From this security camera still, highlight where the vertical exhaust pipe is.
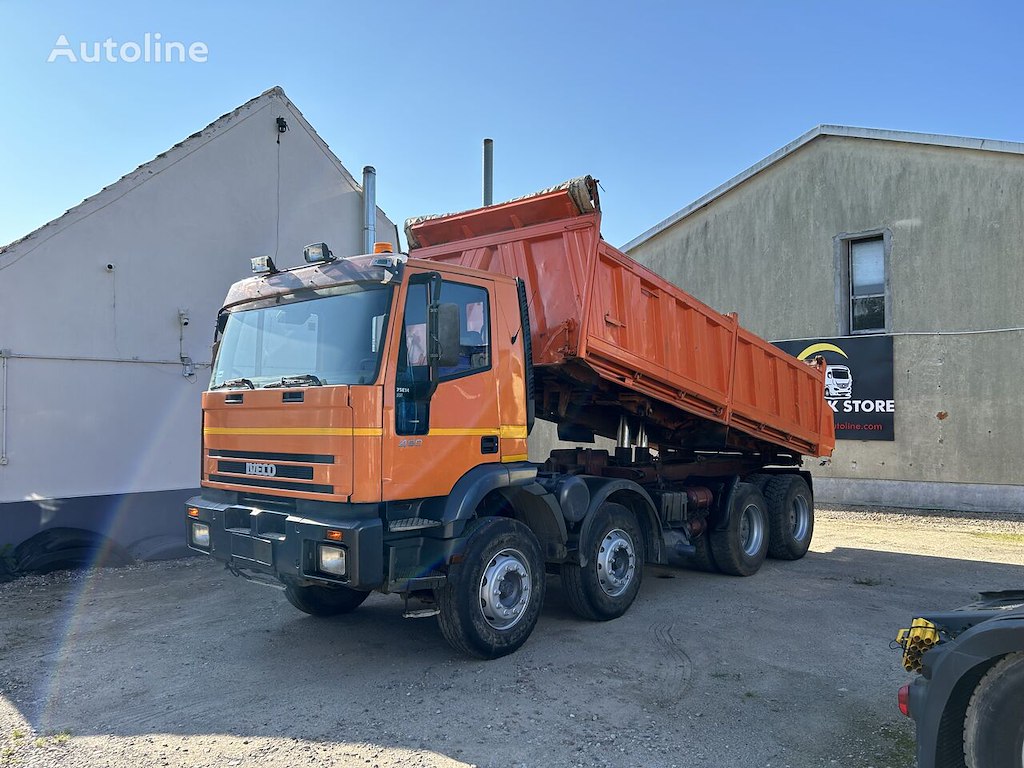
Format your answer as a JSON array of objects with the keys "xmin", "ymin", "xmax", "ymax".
[
  {"xmin": 634, "ymin": 420, "xmax": 651, "ymax": 463},
  {"xmin": 615, "ymin": 414, "xmax": 634, "ymax": 464},
  {"xmin": 616, "ymin": 415, "xmax": 633, "ymax": 448},
  {"xmin": 483, "ymin": 138, "xmax": 493, "ymax": 206},
  {"xmin": 362, "ymin": 165, "xmax": 376, "ymax": 254}
]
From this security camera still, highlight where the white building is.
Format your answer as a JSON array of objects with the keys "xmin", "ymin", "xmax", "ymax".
[{"xmin": 0, "ymin": 87, "xmax": 395, "ymax": 570}]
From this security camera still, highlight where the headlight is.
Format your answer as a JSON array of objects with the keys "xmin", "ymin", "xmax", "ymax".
[
  {"xmin": 318, "ymin": 545, "xmax": 347, "ymax": 576},
  {"xmin": 191, "ymin": 522, "xmax": 210, "ymax": 548}
]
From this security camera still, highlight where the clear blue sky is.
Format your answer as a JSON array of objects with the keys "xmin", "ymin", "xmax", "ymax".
[{"xmin": 2, "ymin": 1, "xmax": 1023, "ymax": 250}]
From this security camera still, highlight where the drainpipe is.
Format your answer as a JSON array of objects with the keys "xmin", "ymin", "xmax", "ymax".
[
  {"xmin": 362, "ymin": 165, "xmax": 376, "ymax": 254},
  {"xmin": 1, "ymin": 349, "xmax": 8, "ymax": 466},
  {"xmin": 483, "ymin": 138, "xmax": 493, "ymax": 206}
]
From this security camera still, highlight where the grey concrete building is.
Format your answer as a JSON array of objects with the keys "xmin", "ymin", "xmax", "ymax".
[{"xmin": 623, "ymin": 126, "xmax": 1024, "ymax": 513}]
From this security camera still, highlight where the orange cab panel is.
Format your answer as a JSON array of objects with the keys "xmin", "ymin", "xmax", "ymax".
[
  {"xmin": 381, "ymin": 268, "xmax": 503, "ymax": 502},
  {"xmin": 202, "ymin": 386, "xmax": 355, "ymax": 502}
]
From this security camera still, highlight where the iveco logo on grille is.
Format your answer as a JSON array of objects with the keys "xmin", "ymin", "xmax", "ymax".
[{"xmin": 245, "ymin": 462, "xmax": 278, "ymax": 477}]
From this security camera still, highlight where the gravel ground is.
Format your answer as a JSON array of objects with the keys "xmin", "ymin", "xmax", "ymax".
[{"xmin": 1, "ymin": 506, "xmax": 1022, "ymax": 768}]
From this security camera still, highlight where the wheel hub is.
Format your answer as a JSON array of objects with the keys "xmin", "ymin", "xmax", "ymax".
[
  {"xmin": 479, "ymin": 548, "xmax": 531, "ymax": 630},
  {"xmin": 740, "ymin": 504, "xmax": 765, "ymax": 556},
  {"xmin": 790, "ymin": 495, "xmax": 811, "ymax": 542},
  {"xmin": 597, "ymin": 528, "xmax": 636, "ymax": 598}
]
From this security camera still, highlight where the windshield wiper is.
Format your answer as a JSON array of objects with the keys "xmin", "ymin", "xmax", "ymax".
[
  {"xmin": 210, "ymin": 377, "xmax": 255, "ymax": 390},
  {"xmin": 264, "ymin": 374, "xmax": 324, "ymax": 388}
]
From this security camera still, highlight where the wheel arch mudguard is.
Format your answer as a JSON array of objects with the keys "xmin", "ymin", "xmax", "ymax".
[
  {"xmin": 707, "ymin": 475, "xmax": 740, "ymax": 533},
  {"xmin": 912, "ymin": 619, "xmax": 1024, "ymax": 768},
  {"xmin": 496, "ymin": 484, "xmax": 568, "ymax": 563},
  {"xmin": 440, "ymin": 462, "xmax": 538, "ymax": 535},
  {"xmin": 576, "ymin": 478, "xmax": 662, "ymax": 566}
]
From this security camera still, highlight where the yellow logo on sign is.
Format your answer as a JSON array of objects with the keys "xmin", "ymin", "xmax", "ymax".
[{"xmin": 795, "ymin": 342, "xmax": 848, "ymax": 361}]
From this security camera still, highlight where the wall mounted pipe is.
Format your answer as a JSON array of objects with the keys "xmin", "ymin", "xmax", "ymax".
[{"xmin": 362, "ymin": 165, "xmax": 376, "ymax": 254}]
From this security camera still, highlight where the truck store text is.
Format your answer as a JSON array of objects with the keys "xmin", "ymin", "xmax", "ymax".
[{"xmin": 826, "ymin": 399, "xmax": 895, "ymax": 414}]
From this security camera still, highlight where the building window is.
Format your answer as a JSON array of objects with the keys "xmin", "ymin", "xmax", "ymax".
[
  {"xmin": 835, "ymin": 230, "xmax": 889, "ymax": 335},
  {"xmin": 849, "ymin": 237, "xmax": 885, "ymax": 333}
]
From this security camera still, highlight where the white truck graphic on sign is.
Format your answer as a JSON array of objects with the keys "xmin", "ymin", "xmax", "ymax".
[{"xmin": 825, "ymin": 364, "xmax": 853, "ymax": 399}]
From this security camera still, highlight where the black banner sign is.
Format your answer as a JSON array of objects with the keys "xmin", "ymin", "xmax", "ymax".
[{"xmin": 773, "ymin": 336, "xmax": 895, "ymax": 441}]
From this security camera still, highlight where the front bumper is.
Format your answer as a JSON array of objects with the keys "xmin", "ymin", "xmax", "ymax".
[{"xmin": 186, "ymin": 494, "xmax": 384, "ymax": 589}]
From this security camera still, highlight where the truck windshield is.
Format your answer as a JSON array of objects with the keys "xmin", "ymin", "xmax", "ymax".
[{"xmin": 211, "ymin": 284, "xmax": 393, "ymax": 388}]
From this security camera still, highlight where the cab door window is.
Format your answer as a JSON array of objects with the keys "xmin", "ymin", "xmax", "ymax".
[
  {"xmin": 396, "ymin": 282, "xmax": 430, "ymax": 435},
  {"xmin": 394, "ymin": 279, "xmax": 490, "ymax": 435},
  {"xmin": 438, "ymin": 281, "xmax": 490, "ymax": 380}
]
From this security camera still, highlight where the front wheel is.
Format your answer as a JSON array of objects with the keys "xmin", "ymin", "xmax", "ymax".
[
  {"xmin": 964, "ymin": 652, "xmax": 1024, "ymax": 768},
  {"xmin": 562, "ymin": 502, "xmax": 645, "ymax": 621},
  {"xmin": 436, "ymin": 517, "xmax": 545, "ymax": 659},
  {"xmin": 284, "ymin": 584, "xmax": 371, "ymax": 616},
  {"xmin": 709, "ymin": 483, "xmax": 769, "ymax": 576}
]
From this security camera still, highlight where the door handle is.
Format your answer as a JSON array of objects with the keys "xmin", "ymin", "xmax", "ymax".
[{"xmin": 481, "ymin": 436, "xmax": 499, "ymax": 454}]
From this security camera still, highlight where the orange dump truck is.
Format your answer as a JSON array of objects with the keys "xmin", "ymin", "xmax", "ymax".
[{"xmin": 187, "ymin": 176, "xmax": 834, "ymax": 658}]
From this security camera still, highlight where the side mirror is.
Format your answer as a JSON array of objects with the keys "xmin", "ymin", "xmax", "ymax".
[{"xmin": 435, "ymin": 303, "xmax": 461, "ymax": 367}]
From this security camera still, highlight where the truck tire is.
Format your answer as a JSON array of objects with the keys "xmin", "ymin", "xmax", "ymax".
[
  {"xmin": 561, "ymin": 502, "xmax": 644, "ymax": 620},
  {"xmin": 747, "ymin": 473, "xmax": 771, "ymax": 492},
  {"xmin": 436, "ymin": 517, "xmax": 545, "ymax": 659},
  {"xmin": 284, "ymin": 584, "xmax": 371, "ymax": 616},
  {"xmin": 964, "ymin": 652, "xmax": 1024, "ymax": 768},
  {"xmin": 14, "ymin": 528, "xmax": 132, "ymax": 574},
  {"xmin": 763, "ymin": 475, "xmax": 815, "ymax": 560},
  {"xmin": 709, "ymin": 483, "xmax": 769, "ymax": 576},
  {"xmin": 684, "ymin": 532, "xmax": 719, "ymax": 573}
]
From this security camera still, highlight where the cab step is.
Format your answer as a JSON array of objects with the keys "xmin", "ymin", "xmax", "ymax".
[
  {"xmin": 403, "ymin": 607, "xmax": 441, "ymax": 619},
  {"xmin": 389, "ymin": 517, "xmax": 443, "ymax": 532}
]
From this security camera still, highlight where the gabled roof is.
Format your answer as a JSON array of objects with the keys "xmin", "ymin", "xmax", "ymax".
[
  {"xmin": 0, "ymin": 86, "xmax": 374, "ymax": 267},
  {"xmin": 622, "ymin": 125, "xmax": 1024, "ymax": 252}
]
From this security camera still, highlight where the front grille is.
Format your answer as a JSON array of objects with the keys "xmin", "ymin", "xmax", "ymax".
[
  {"xmin": 209, "ymin": 474, "xmax": 333, "ymax": 494},
  {"xmin": 208, "ymin": 448, "xmax": 334, "ymax": 464},
  {"xmin": 216, "ymin": 460, "xmax": 314, "ymax": 480},
  {"xmin": 207, "ymin": 448, "xmax": 333, "ymax": 495}
]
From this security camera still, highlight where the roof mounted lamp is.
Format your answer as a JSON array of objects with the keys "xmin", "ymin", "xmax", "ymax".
[
  {"xmin": 303, "ymin": 242, "xmax": 335, "ymax": 264},
  {"xmin": 251, "ymin": 255, "xmax": 278, "ymax": 274}
]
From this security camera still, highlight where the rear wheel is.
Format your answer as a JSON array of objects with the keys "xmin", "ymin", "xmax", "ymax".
[
  {"xmin": 709, "ymin": 483, "xmax": 769, "ymax": 576},
  {"xmin": 436, "ymin": 517, "xmax": 545, "ymax": 659},
  {"xmin": 764, "ymin": 475, "xmax": 815, "ymax": 560},
  {"xmin": 964, "ymin": 653, "xmax": 1024, "ymax": 768},
  {"xmin": 747, "ymin": 473, "xmax": 771, "ymax": 493},
  {"xmin": 562, "ymin": 502, "xmax": 644, "ymax": 620},
  {"xmin": 683, "ymin": 531, "xmax": 719, "ymax": 573},
  {"xmin": 284, "ymin": 584, "xmax": 371, "ymax": 616}
]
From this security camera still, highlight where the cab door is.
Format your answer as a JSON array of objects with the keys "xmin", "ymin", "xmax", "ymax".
[{"xmin": 382, "ymin": 273, "xmax": 500, "ymax": 502}]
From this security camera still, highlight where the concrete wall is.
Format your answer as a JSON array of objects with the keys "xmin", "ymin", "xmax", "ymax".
[
  {"xmin": 0, "ymin": 90, "xmax": 395, "ymax": 554},
  {"xmin": 627, "ymin": 136, "xmax": 1024, "ymax": 511}
]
